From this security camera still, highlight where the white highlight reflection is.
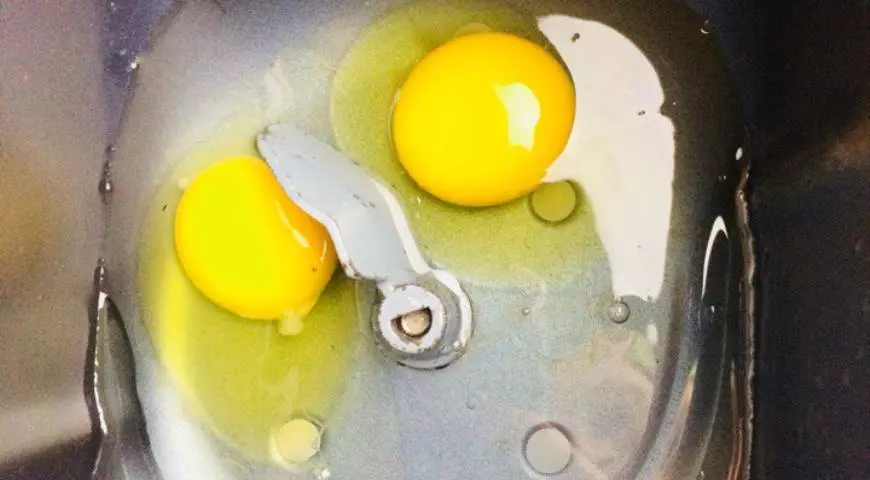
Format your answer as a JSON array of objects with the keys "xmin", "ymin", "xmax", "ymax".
[
  {"xmin": 702, "ymin": 215, "xmax": 729, "ymax": 296},
  {"xmin": 539, "ymin": 15, "xmax": 676, "ymax": 301},
  {"xmin": 495, "ymin": 83, "xmax": 541, "ymax": 151}
]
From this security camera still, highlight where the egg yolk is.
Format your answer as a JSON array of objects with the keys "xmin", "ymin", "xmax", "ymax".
[
  {"xmin": 392, "ymin": 32, "xmax": 575, "ymax": 207},
  {"xmin": 174, "ymin": 156, "xmax": 336, "ymax": 321}
]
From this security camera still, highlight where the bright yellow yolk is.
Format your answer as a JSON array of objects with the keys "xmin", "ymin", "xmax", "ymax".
[
  {"xmin": 392, "ymin": 32, "xmax": 575, "ymax": 207},
  {"xmin": 174, "ymin": 156, "xmax": 337, "ymax": 321}
]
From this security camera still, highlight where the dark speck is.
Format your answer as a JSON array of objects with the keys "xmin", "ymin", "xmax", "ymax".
[
  {"xmin": 211, "ymin": 0, "xmax": 228, "ymax": 14},
  {"xmin": 161, "ymin": 204, "xmax": 167, "ymax": 211},
  {"xmin": 311, "ymin": 267, "xmax": 318, "ymax": 272},
  {"xmin": 571, "ymin": 33, "xmax": 580, "ymax": 43},
  {"xmin": 638, "ymin": 110, "xmax": 646, "ymax": 116}
]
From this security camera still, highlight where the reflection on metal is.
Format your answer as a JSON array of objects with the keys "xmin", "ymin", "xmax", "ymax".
[
  {"xmin": 703, "ymin": 216, "xmax": 729, "ymax": 296},
  {"xmin": 257, "ymin": 125, "xmax": 473, "ymax": 369},
  {"xmin": 734, "ymin": 159, "xmax": 756, "ymax": 480},
  {"xmin": 86, "ymin": 262, "xmax": 163, "ymax": 480}
]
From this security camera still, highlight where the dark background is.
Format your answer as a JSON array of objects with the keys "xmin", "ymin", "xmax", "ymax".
[{"xmin": 747, "ymin": 1, "xmax": 870, "ymax": 479}]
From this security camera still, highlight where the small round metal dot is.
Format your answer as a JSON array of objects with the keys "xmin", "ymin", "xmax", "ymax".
[{"xmin": 397, "ymin": 309, "xmax": 432, "ymax": 338}]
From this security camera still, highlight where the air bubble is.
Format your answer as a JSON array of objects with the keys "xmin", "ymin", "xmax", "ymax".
[
  {"xmin": 606, "ymin": 299, "xmax": 630, "ymax": 323},
  {"xmin": 271, "ymin": 418, "xmax": 321, "ymax": 464},
  {"xmin": 530, "ymin": 181, "xmax": 577, "ymax": 224}
]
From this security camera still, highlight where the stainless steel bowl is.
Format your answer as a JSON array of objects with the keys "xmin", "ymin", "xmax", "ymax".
[{"xmin": 2, "ymin": 0, "xmax": 866, "ymax": 479}]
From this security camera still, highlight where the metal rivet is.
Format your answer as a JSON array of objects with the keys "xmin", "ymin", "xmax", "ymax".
[{"xmin": 395, "ymin": 308, "xmax": 432, "ymax": 338}]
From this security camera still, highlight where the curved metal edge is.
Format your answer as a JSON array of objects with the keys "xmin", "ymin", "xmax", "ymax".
[
  {"xmin": 732, "ymin": 151, "xmax": 756, "ymax": 480},
  {"xmin": 89, "ymin": 0, "xmax": 183, "ymax": 477},
  {"xmin": 85, "ymin": 262, "xmax": 165, "ymax": 480}
]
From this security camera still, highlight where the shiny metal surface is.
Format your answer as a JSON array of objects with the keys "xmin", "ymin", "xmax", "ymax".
[
  {"xmin": 0, "ymin": 0, "xmax": 763, "ymax": 478},
  {"xmin": 88, "ymin": 265, "xmax": 162, "ymax": 480},
  {"xmin": 2, "ymin": 0, "xmax": 865, "ymax": 478},
  {"xmin": 0, "ymin": 0, "xmax": 105, "ymax": 472},
  {"xmin": 100, "ymin": 0, "xmax": 746, "ymax": 478}
]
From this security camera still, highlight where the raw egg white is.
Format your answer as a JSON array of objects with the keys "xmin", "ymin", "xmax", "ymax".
[
  {"xmin": 139, "ymin": 113, "xmax": 360, "ymax": 465},
  {"xmin": 332, "ymin": 0, "xmax": 604, "ymax": 283}
]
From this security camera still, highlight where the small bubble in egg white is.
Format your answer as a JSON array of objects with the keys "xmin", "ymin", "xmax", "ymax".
[
  {"xmin": 271, "ymin": 418, "xmax": 322, "ymax": 464},
  {"xmin": 530, "ymin": 181, "xmax": 577, "ymax": 224},
  {"xmin": 606, "ymin": 299, "xmax": 630, "ymax": 323}
]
